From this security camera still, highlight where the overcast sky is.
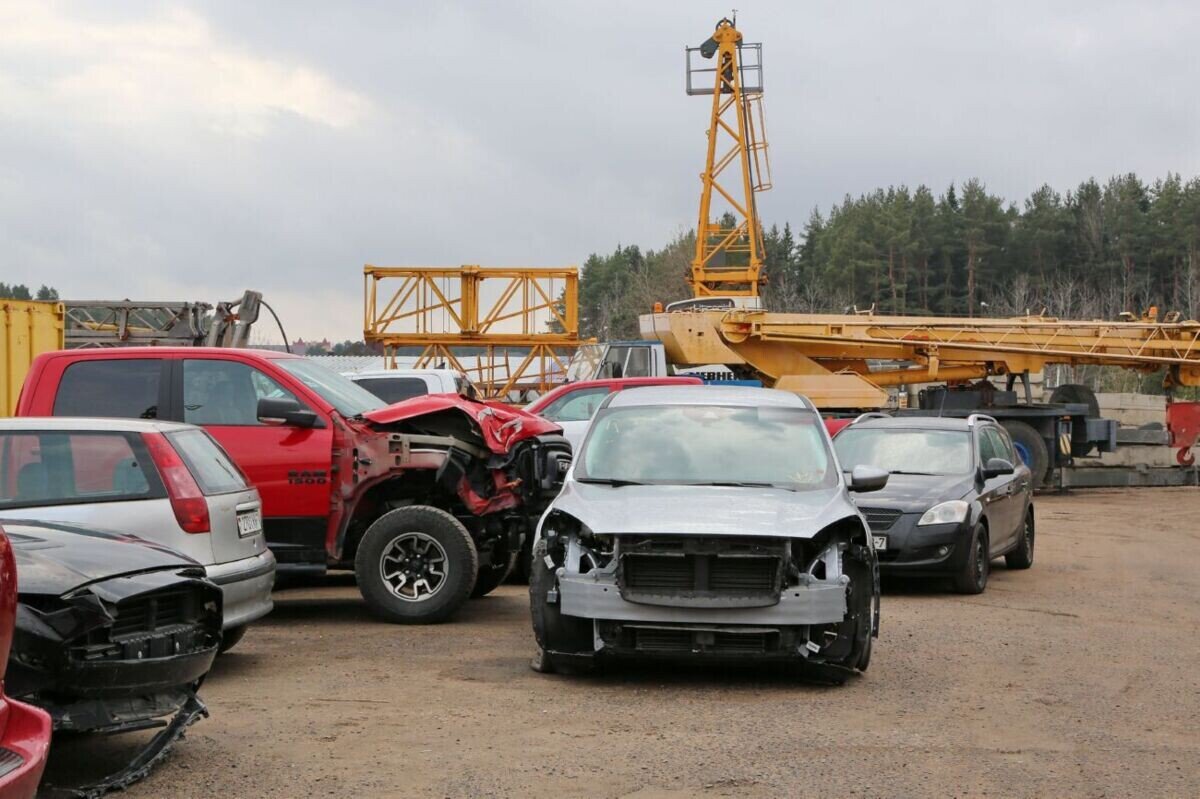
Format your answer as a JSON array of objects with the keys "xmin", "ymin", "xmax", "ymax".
[{"xmin": 2, "ymin": 1, "xmax": 1197, "ymax": 342}]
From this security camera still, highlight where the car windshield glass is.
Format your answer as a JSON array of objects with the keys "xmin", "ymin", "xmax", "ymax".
[
  {"xmin": 578, "ymin": 404, "xmax": 835, "ymax": 490},
  {"xmin": 834, "ymin": 428, "xmax": 972, "ymax": 475},
  {"xmin": 565, "ymin": 344, "xmax": 607, "ymax": 382},
  {"xmin": 275, "ymin": 360, "xmax": 386, "ymax": 417}
]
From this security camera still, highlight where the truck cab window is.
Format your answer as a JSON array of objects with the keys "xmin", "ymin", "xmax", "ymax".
[
  {"xmin": 53, "ymin": 359, "xmax": 162, "ymax": 419},
  {"xmin": 183, "ymin": 360, "xmax": 298, "ymax": 426}
]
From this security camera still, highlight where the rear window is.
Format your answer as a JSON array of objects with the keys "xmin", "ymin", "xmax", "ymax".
[
  {"xmin": 354, "ymin": 377, "xmax": 430, "ymax": 404},
  {"xmin": 53, "ymin": 359, "xmax": 162, "ymax": 419},
  {"xmin": 166, "ymin": 429, "xmax": 248, "ymax": 495},
  {"xmin": 0, "ymin": 431, "xmax": 163, "ymax": 509}
]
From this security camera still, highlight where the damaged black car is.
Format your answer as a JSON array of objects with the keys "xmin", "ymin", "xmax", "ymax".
[{"xmin": 3, "ymin": 519, "xmax": 221, "ymax": 790}]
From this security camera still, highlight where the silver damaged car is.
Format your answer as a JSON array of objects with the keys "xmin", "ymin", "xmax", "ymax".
[{"xmin": 529, "ymin": 385, "xmax": 888, "ymax": 682}]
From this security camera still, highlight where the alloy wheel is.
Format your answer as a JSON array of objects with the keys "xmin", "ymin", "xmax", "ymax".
[{"xmin": 379, "ymin": 532, "xmax": 449, "ymax": 602}]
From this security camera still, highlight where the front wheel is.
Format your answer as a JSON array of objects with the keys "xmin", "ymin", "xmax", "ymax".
[
  {"xmin": 953, "ymin": 525, "xmax": 989, "ymax": 595},
  {"xmin": 355, "ymin": 507, "xmax": 478, "ymax": 624},
  {"xmin": 1006, "ymin": 510, "xmax": 1035, "ymax": 570},
  {"xmin": 217, "ymin": 624, "xmax": 248, "ymax": 654},
  {"xmin": 472, "ymin": 551, "xmax": 517, "ymax": 598}
]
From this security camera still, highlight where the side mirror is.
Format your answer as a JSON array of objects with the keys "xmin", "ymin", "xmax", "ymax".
[
  {"xmin": 848, "ymin": 465, "xmax": 889, "ymax": 493},
  {"xmin": 257, "ymin": 397, "xmax": 318, "ymax": 428},
  {"xmin": 982, "ymin": 458, "xmax": 1015, "ymax": 479}
]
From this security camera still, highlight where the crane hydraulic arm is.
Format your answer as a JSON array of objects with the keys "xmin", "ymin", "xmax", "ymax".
[{"xmin": 642, "ymin": 308, "xmax": 1200, "ymax": 409}]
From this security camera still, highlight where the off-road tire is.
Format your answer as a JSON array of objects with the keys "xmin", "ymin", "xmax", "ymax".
[
  {"xmin": 355, "ymin": 506, "xmax": 478, "ymax": 624},
  {"xmin": 529, "ymin": 539, "xmax": 594, "ymax": 675},
  {"xmin": 1006, "ymin": 509, "xmax": 1035, "ymax": 570},
  {"xmin": 953, "ymin": 525, "xmax": 989, "ymax": 595},
  {"xmin": 217, "ymin": 624, "xmax": 248, "ymax": 654},
  {"xmin": 1002, "ymin": 420, "xmax": 1050, "ymax": 489},
  {"xmin": 1049, "ymin": 383, "xmax": 1100, "ymax": 419},
  {"xmin": 472, "ymin": 551, "xmax": 517, "ymax": 598}
]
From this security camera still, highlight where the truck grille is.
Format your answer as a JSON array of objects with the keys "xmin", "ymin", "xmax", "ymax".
[{"xmin": 858, "ymin": 507, "xmax": 902, "ymax": 532}]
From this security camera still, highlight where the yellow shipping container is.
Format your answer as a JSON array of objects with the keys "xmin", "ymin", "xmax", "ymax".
[{"xmin": 1, "ymin": 300, "xmax": 65, "ymax": 416}]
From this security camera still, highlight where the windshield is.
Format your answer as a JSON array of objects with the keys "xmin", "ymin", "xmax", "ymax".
[
  {"xmin": 276, "ymin": 359, "xmax": 387, "ymax": 417},
  {"xmin": 565, "ymin": 344, "xmax": 607, "ymax": 382},
  {"xmin": 834, "ymin": 428, "xmax": 972, "ymax": 476},
  {"xmin": 577, "ymin": 404, "xmax": 836, "ymax": 490}
]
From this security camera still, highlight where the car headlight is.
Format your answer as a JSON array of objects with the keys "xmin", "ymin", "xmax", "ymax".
[{"xmin": 918, "ymin": 500, "xmax": 969, "ymax": 526}]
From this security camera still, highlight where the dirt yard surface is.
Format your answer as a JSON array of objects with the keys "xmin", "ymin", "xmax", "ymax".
[{"xmin": 41, "ymin": 488, "xmax": 1200, "ymax": 798}]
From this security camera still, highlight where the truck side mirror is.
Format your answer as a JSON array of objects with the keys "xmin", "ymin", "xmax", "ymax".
[
  {"xmin": 982, "ymin": 458, "xmax": 1015, "ymax": 479},
  {"xmin": 848, "ymin": 465, "xmax": 889, "ymax": 493},
  {"xmin": 257, "ymin": 397, "xmax": 318, "ymax": 428}
]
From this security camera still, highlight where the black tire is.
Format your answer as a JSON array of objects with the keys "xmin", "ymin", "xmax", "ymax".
[
  {"xmin": 354, "ymin": 506, "xmax": 478, "ymax": 624},
  {"xmin": 1002, "ymin": 420, "xmax": 1050, "ymax": 489},
  {"xmin": 217, "ymin": 624, "xmax": 248, "ymax": 654},
  {"xmin": 1006, "ymin": 508, "xmax": 1035, "ymax": 570},
  {"xmin": 953, "ymin": 525, "xmax": 989, "ymax": 594},
  {"xmin": 472, "ymin": 551, "xmax": 517, "ymax": 598},
  {"xmin": 1049, "ymin": 383, "xmax": 1100, "ymax": 419},
  {"xmin": 529, "ymin": 539, "xmax": 594, "ymax": 674}
]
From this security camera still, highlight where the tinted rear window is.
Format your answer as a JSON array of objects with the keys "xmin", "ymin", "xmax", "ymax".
[
  {"xmin": 0, "ymin": 431, "xmax": 163, "ymax": 509},
  {"xmin": 167, "ymin": 429, "xmax": 248, "ymax": 495},
  {"xmin": 54, "ymin": 360, "xmax": 162, "ymax": 419},
  {"xmin": 355, "ymin": 377, "xmax": 430, "ymax": 404}
]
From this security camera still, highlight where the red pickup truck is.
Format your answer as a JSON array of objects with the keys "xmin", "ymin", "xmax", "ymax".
[{"xmin": 17, "ymin": 348, "xmax": 571, "ymax": 624}]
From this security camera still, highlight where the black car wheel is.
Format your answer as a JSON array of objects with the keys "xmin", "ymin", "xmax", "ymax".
[
  {"xmin": 1006, "ymin": 509, "xmax": 1035, "ymax": 570},
  {"xmin": 355, "ymin": 506, "xmax": 478, "ymax": 624},
  {"xmin": 953, "ymin": 525, "xmax": 989, "ymax": 594}
]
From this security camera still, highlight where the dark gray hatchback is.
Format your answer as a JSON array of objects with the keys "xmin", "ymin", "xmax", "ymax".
[{"xmin": 833, "ymin": 414, "xmax": 1035, "ymax": 594}]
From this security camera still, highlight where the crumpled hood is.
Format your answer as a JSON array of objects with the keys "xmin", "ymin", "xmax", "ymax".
[
  {"xmin": 851, "ymin": 473, "xmax": 974, "ymax": 513},
  {"xmin": 1, "ymin": 520, "xmax": 200, "ymax": 597},
  {"xmin": 549, "ymin": 481, "xmax": 862, "ymax": 538},
  {"xmin": 362, "ymin": 394, "xmax": 562, "ymax": 454}
]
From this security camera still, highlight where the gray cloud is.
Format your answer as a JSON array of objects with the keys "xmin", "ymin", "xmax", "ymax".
[{"xmin": 1, "ymin": 0, "xmax": 1197, "ymax": 341}]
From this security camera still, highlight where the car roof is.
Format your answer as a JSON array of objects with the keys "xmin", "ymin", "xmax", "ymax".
[
  {"xmin": 347, "ymin": 369, "xmax": 462, "ymax": 379},
  {"xmin": 846, "ymin": 415, "xmax": 977, "ymax": 431},
  {"xmin": 606, "ymin": 385, "xmax": 813, "ymax": 409},
  {"xmin": 36, "ymin": 346, "xmax": 300, "ymax": 360},
  {"xmin": 525, "ymin": 376, "xmax": 702, "ymax": 412},
  {"xmin": 0, "ymin": 417, "xmax": 197, "ymax": 434}
]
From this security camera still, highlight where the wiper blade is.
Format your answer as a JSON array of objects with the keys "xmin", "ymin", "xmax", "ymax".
[
  {"xmin": 696, "ymin": 481, "xmax": 793, "ymax": 490},
  {"xmin": 889, "ymin": 470, "xmax": 939, "ymax": 476},
  {"xmin": 576, "ymin": 477, "xmax": 646, "ymax": 487}
]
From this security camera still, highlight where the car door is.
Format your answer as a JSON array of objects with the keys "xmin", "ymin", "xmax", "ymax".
[
  {"xmin": 175, "ymin": 356, "xmax": 334, "ymax": 565},
  {"xmin": 993, "ymin": 425, "xmax": 1031, "ymax": 539},
  {"xmin": 980, "ymin": 425, "xmax": 1020, "ymax": 551}
]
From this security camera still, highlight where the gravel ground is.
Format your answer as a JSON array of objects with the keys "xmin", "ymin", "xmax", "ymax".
[{"xmin": 40, "ymin": 488, "xmax": 1200, "ymax": 798}]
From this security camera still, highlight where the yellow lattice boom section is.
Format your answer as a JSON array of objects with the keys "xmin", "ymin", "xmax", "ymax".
[{"xmin": 363, "ymin": 266, "xmax": 586, "ymax": 400}]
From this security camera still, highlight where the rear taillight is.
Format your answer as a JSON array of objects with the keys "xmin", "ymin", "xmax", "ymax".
[{"xmin": 142, "ymin": 432, "xmax": 210, "ymax": 534}]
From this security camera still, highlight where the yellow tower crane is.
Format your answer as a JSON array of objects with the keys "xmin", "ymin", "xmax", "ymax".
[{"xmin": 686, "ymin": 17, "xmax": 771, "ymax": 299}]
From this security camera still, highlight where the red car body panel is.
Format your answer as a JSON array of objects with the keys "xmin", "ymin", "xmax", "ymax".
[
  {"xmin": 18, "ymin": 348, "xmax": 564, "ymax": 565},
  {"xmin": 364, "ymin": 395, "xmax": 562, "ymax": 454},
  {"xmin": 525, "ymin": 376, "xmax": 704, "ymax": 416},
  {"xmin": 824, "ymin": 418, "xmax": 854, "ymax": 437},
  {"xmin": 0, "ymin": 527, "xmax": 52, "ymax": 799}
]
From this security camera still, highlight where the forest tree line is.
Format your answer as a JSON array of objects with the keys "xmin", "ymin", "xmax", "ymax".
[{"xmin": 576, "ymin": 173, "xmax": 1200, "ymax": 343}]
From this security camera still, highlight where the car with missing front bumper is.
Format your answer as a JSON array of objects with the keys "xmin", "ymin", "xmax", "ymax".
[
  {"xmin": 529, "ymin": 385, "xmax": 888, "ymax": 682},
  {"xmin": 832, "ymin": 414, "xmax": 1035, "ymax": 594},
  {"xmin": 4, "ymin": 519, "xmax": 220, "ymax": 734}
]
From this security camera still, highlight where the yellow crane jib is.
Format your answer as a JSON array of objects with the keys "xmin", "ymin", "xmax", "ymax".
[
  {"xmin": 686, "ymin": 18, "xmax": 771, "ymax": 299},
  {"xmin": 643, "ymin": 307, "xmax": 1200, "ymax": 409}
]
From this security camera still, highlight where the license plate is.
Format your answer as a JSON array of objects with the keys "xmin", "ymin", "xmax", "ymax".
[
  {"xmin": 237, "ymin": 509, "xmax": 262, "ymax": 538},
  {"xmin": 872, "ymin": 535, "xmax": 887, "ymax": 550}
]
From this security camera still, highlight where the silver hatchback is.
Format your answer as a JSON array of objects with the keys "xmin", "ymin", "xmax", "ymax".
[{"xmin": 0, "ymin": 417, "xmax": 274, "ymax": 651}]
